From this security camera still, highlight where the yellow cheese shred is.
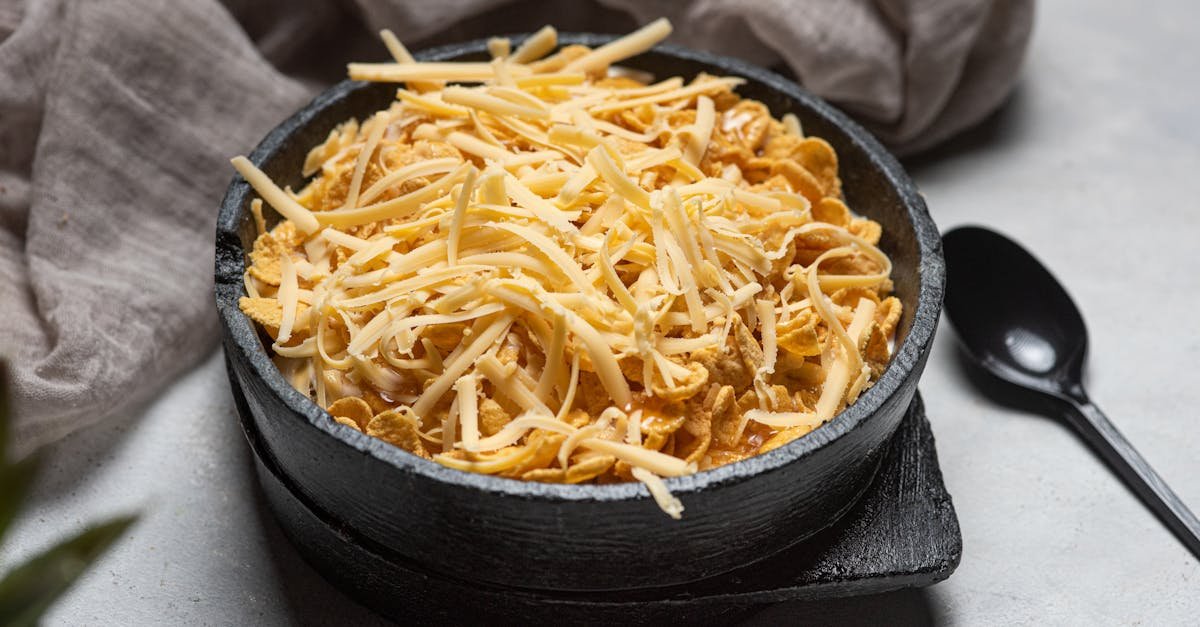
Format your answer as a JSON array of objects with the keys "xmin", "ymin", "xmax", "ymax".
[
  {"xmin": 231, "ymin": 157, "xmax": 319, "ymax": 234},
  {"xmin": 510, "ymin": 25, "xmax": 558, "ymax": 64},
  {"xmin": 275, "ymin": 253, "xmax": 299, "ymax": 342},
  {"xmin": 632, "ymin": 467, "xmax": 684, "ymax": 520},
  {"xmin": 563, "ymin": 18, "xmax": 673, "ymax": 74}
]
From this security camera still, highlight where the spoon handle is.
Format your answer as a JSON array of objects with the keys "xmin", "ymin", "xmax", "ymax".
[{"xmin": 1065, "ymin": 395, "xmax": 1200, "ymax": 560}]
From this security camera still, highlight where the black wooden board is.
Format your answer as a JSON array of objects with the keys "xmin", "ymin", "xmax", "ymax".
[{"xmin": 227, "ymin": 364, "xmax": 961, "ymax": 625}]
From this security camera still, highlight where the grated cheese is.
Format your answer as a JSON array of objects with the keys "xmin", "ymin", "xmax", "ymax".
[
  {"xmin": 447, "ymin": 166, "xmax": 479, "ymax": 265},
  {"xmin": 348, "ymin": 62, "xmax": 531, "ymax": 83},
  {"xmin": 276, "ymin": 253, "xmax": 299, "ymax": 342},
  {"xmin": 231, "ymin": 157, "xmax": 319, "ymax": 234},
  {"xmin": 632, "ymin": 467, "xmax": 684, "ymax": 520},
  {"xmin": 563, "ymin": 18, "xmax": 673, "ymax": 74},
  {"xmin": 233, "ymin": 18, "xmax": 900, "ymax": 520},
  {"xmin": 510, "ymin": 25, "xmax": 558, "ymax": 64}
]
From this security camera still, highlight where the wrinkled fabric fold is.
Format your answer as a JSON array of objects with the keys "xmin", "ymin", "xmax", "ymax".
[{"xmin": 0, "ymin": 0, "xmax": 1031, "ymax": 456}]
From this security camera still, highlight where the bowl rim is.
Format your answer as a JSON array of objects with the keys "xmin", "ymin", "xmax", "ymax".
[{"xmin": 214, "ymin": 32, "xmax": 945, "ymax": 504}]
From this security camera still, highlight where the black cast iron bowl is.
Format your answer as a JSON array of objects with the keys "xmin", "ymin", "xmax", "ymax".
[{"xmin": 214, "ymin": 33, "xmax": 945, "ymax": 593}]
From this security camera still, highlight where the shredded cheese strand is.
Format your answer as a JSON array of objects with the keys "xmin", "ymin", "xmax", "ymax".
[
  {"xmin": 563, "ymin": 18, "xmax": 673, "ymax": 74},
  {"xmin": 231, "ymin": 157, "xmax": 319, "ymax": 234}
]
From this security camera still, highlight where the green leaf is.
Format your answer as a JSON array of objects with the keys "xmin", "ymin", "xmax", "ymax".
[
  {"xmin": 0, "ymin": 455, "xmax": 39, "ymax": 547},
  {"xmin": 0, "ymin": 515, "xmax": 138, "ymax": 627},
  {"xmin": 0, "ymin": 359, "xmax": 9, "ymax": 462}
]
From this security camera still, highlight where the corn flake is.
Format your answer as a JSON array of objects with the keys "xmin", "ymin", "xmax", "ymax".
[
  {"xmin": 478, "ymin": 398, "xmax": 514, "ymax": 437},
  {"xmin": 503, "ymin": 430, "xmax": 566, "ymax": 477},
  {"xmin": 691, "ymin": 344, "xmax": 753, "ymax": 392},
  {"xmin": 565, "ymin": 454, "xmax": 616, "ymax": 483},
  {"xmin": 792, "ymin": 137, "xmax": 841, "ymax": 197},
  {"xmin": 777, "ymin": 311, "xmax": 821, "ymax": 357},
  {"xmin": 770, "ymin": 159, "xmax": 824, "ymax": 204},
  {"xmin": 876, "ymin": 297, "xmax": 903, "ymax": 338},
  {"xmin": 641, "ymin": 410, "xmax": 686, "ymax": 451},
  {"xmin": 248, "ymin": 221, "xmax": 305, "ymax": 286},
  {"xmin": 238, "ymin": 297, "xmax": 310, "ymax": 339},
  {"xmin": 650, "ymin": 361, "xmax": 709, "ymax": 401},
  {"xmin": 849, "ymin": 217, "xmax": 883, "ymax": 245},
  {"xmin": 333, "ymin": 416, "xmax": 361, "ymax": 431},
  {"xmin": 813, "ymin": 198, "xmax": 851, "ymax": 227},
  {"xmin": 759, "ymin": 423, "xmax": 817, "ymax": 454},
  {"xmin": 327, "ymin": 396, "xmax": 374, "ymax": 430},
  {"xmin": 521, "ymin": 468, "xmax": 566, "ymax": 483},
  {"xmin": 733, "ymin": 315, "xmax": 765, "ymax": 374},
  {"xmin": 864, "ymin": 324, "xmax": 891, "ymax": 379},
  {"xmin": 705, "ymin": 385, "xmax": 740, "ymax": 448},
  {"xmin": 366, "ymin": 408, "xmax": 431, "ymax": 459}
]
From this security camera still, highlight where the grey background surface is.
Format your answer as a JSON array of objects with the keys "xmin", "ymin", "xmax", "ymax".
[{"xmin": 3, "ymin": 0, "xmax": 1199, "ymax": 624}]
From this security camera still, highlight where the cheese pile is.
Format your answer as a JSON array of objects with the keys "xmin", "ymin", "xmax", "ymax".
[{"xmin": 232, "ymin": 18, "xmax": 902, "ymax": 519}]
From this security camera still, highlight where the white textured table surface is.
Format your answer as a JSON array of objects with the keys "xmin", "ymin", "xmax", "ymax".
[{"xmin": 4, "ymin": 1, "xmax": 1199, "ymax": 624}]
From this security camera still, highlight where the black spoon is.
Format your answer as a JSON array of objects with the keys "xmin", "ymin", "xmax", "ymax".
[{"xmin": 942, "ymin": 225, "xmax": 1200, "ymax": 561}]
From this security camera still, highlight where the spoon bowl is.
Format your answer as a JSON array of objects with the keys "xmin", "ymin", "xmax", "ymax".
[
  {"xmin": 942, "ymin": 226, "xmax": 1086, "ymax": 399},
  {"xmin": 942, "ymin": 225, "xmax": 1200, "ymax": 561}
]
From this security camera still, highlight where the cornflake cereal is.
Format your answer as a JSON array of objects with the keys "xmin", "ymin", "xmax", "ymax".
[{"xmin": 232, "ymin": 18, "xmax": 901, "ymax": 519}]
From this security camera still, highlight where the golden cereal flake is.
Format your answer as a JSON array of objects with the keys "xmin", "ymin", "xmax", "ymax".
[
  {"xmin": 327, "ymin": 396, "xmax": 374, "ymax": 430},
  {"xmin": 848, "ymin": 217, "xmax": 883, "ymax": 245},
  {"xmin": 830, "ymin": 287, "xmax": 882, "ymax": 309},
  {"xmin": 864, "ymin": 323, "xmax": 891, "ymax": 379},
  {"xmin": 763, "ymin": 134, "xmax": 802, "ymax": 161},
  {"xmin": 690, "ymin": 343, "xmax": 754, "ymax": 392},
  {"xmin": 333, "ymin": 416, "xmax": 361, "ymax": 431},
  {"xmin": 769, "ymin": 159, "xmax": 825, "ymax": 204},
  {"xmin": 732, "ymin": 315, "xmax": 766, "ymax": 374},
  {"xmin": 791, "ymin": 137, "xmax": 841, "ymax": 197},
  {"xmin": 876, "ymin": 297, "xmax": 903, "ymax": 338},
  {"xmin": 611, "ymin": 460, "xmax": 636, "ymax": 481},
  {"xmin": 650, "ymin": 361, "xmax": 709, "ymax": 401},
  {"xmin": 565, "ymin": 454, "xmax": 617, "ymax": 483},
  {"xmin": 478, "ymin": 397, "xmax": 514, "ymax": 437},
  {"xmin": 768, "ymin": 384, "xmax": 805, "ymax": 413},
  {"xmin": 575, "ymin": 371, "xmax": 613, "ymax": 418},
  {"xmin": 562, "ymin": 408, "xmax": 592, "ymax": 429},
  {"xmin": 366, "ymin": 408, "xmax": 431, "ymax": 458},
  {"xmin": 758, "ymin": 422, "xmax": 818, "ymax": 454},
  {"xmin": 705, "ymin": 384, "xmax": 740, "ymax": 448},
  {"xmin": 674, "ymin": 400, "xmax": 713, "ymax": 464},
  {"xmin": 502, "ymin": 430, "xmax": 566, "ymax": 477},
  {"xmin": 777, "ymin": 311, "xmax": 821, "ymax": 358},
  {"xmin": 641, "ymin": 411, "xmax": 686, "ymax": 451},
  {"xmin": 618, "ymin": 357, "xmax": 646, "ymax": 384},
  {"xmin": 813, "ymin": 197, "xmax": 852, "ymax": 227},
  {"xmin": 238, "ymin": 297, "xmax": 310, "ymax": 338},
  {"xmin": 823, "ymin": 251, "xmax": 884, "ymax": 277},
  {"xmin": 749, "ymin": 173, "xmax": 795, "ymax": 195},
  {"xmin": 724, "ymin": 100, "xmax": 771, "ymax": 152},
  {"xmin": 248, "ymin": 222, "xmax": 305, "ymax": 286},
  {"xmin": 676, "ymin": 427, "xmax": 712, "ymax": 465},
  {"xmin": 521, "ymin": 467, "xmax": 567, "ymax": 483}
]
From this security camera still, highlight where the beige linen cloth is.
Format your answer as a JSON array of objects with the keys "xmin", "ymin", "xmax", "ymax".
[{"xmin": 0, "ymin": 0, "xmax": 1032, "ymax": 457}]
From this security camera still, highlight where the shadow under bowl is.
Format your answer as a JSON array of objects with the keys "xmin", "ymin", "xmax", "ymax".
[{"xmin": 214, "ymin": 33, "xmax": 944, "ymax": 593}]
